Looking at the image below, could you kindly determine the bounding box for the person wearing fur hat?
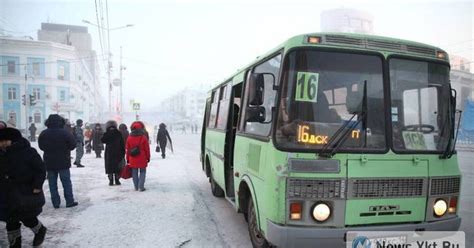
[38,114,78,209]
[101,120,125,186]
[0,128,47,248]
[126,121,150,191]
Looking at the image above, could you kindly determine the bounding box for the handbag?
[155,145,160,153]
[120,164,132,179]
[129,136,143,157]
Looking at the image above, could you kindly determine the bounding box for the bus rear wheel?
[210,172,225,197]
[248,199,271,248]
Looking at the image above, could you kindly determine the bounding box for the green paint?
[295,72,319,103]
[345,198,427,225]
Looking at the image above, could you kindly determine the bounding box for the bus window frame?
[272,46,390,154]
[387,54,453,155]
[238,52,283,140]
[208,89,220,129]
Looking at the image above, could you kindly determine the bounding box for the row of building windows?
[1,56,70,80]
[5,86,68,102]
[6,111,43,126]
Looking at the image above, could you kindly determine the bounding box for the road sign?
[133,103,140,111]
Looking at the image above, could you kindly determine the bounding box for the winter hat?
[131,121,145,130]
[0,128,22,142]
[106,120,118,129]
[76,119,83,125]
[0,121,7,129]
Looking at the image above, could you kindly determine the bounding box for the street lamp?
[82,19,133,114]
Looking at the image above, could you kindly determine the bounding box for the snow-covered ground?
[0,134,251,247]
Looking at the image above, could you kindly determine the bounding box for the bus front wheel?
[210,172,225,197]
[248,199,271,248]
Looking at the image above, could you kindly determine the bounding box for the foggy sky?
[1,0,472,111]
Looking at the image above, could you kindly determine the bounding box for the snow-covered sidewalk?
[1,134,250,247]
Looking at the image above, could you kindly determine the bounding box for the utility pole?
[24,66,28,134]
[120,46,123,120]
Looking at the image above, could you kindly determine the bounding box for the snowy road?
[0,134,251,248]
[2,134,473,247]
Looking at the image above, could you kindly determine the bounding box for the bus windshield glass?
[390,58,452,152]
[275,50,386,152]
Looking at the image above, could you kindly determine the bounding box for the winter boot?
[32,222,47,247]
[108,174,114,186]
[7,229,21,248]
[114,174,121,185]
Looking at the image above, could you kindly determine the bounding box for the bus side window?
[243,54,282,136]
[208,89,220,128]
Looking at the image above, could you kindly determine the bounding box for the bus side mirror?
[246,106,266,123]
[248,73,265,106]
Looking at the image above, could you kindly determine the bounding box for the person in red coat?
[126,121,150,191]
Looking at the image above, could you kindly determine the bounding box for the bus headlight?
[433,199,448,217]
[312,202,331,222]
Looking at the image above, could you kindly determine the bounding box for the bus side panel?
[234,136,288,233]
[206,129,227,190]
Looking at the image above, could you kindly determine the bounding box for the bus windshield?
[275,50,386,152]
[389,58,452,152]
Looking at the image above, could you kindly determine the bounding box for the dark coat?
[157,128,172,147]
[38,114,76,171]
[0,149,7,221]
[4,138,46,219]
[119,127,129,145]
[101,127,125,174]
[92,128,104,151]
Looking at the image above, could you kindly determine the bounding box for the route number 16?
[295,72,319,103]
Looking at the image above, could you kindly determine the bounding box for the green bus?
[200,33,461,247]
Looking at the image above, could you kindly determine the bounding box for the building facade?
[0,35,102,131]
[161,85,209,129]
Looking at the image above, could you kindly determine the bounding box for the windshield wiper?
[441,88,462,159]
[319,81,368,158]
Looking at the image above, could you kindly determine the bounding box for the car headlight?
[433,199,448,217]
[312,202,331,222]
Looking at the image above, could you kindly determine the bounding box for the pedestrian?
[38,114,78,209]
[157,123,172,159]
[84,125,92,154]
[73,119,85,168]
[101,121,125,186]
[1,128,47,247]
[0,121,8,223]
[29,123,37,142]
[126,121,150,192]
[92,123,104,158]
[118,123,129,144]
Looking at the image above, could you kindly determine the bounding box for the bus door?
[224,83,243,198]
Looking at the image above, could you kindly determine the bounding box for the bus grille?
[430,177,461,196]
[287,179,346,199]
[349,178,426,198]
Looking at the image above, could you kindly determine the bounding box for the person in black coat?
[101,121,125,186]
[157,123,172,159]
[1,128,47,248]
[38,114,78,209]
[119,123,129,145]
[0,121,8,224]
[92,123,104,158]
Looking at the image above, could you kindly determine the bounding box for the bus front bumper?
[266,217,461,248]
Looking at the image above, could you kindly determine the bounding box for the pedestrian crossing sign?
[133,103,140,111]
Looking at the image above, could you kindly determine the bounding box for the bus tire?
[210,172,225,197]
[248,198,271,248]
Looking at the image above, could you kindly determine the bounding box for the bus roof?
[209,32,448,94]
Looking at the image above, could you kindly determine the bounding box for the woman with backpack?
[126,121,150,192]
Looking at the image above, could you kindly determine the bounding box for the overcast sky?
[1,0,472,111]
